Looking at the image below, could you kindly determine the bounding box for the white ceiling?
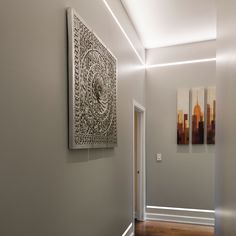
[121,0,216,49]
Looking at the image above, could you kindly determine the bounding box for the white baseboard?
[145,206,215,226]
[122,222,134,236]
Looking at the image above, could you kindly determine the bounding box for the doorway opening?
[133,100,146,224]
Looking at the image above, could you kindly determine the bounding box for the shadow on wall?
[177,145,215,154]
[66,148,115,163]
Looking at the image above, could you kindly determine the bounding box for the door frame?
[132,100,146,222]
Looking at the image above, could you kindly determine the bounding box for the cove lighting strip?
[122,223,133,236]
[103,0,215,68]
[147,205,215,213]
[146,58,216,69]
[103,0,145,65]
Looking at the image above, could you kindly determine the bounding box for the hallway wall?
[146,41,216,210]
[0,0,145,235]
[215,0,236,235]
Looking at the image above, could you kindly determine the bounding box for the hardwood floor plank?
[135,220,214,236]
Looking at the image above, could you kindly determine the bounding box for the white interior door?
[133,101,146,222]
[134,111,140,219]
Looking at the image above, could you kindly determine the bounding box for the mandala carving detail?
[67,8,117,149]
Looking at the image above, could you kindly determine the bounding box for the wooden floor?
[135,220,214,236]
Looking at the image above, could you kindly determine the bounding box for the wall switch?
[156,153,162,162]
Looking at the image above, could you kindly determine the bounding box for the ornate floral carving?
[68,8,117,149]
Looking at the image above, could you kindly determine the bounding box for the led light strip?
[103,0,145,65]
[122,223,133,236]
[146,58,216,69]
[147,205,215,213]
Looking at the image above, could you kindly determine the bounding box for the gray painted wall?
[146,42,215,210]
[0,0,145,235]
[215,0,236,235]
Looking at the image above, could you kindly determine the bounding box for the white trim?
[146,206,215,226]
[146,58,216,69]
[122,223,133,236]
[103,0,145,65]
[132,100,146,222]
[133,100,145,113]
[146,213,214,226]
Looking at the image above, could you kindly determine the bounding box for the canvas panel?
[191,87,205,144]
[207,87,216,144]
[177,88,190,145]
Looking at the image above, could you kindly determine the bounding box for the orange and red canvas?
[192,87,205,144]
[177,88,189,145]
[207,87,216,144]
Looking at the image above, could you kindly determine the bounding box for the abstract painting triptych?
[177,87,216,145]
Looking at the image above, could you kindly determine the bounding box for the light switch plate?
[156,153,162,162]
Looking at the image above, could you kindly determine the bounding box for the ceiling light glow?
[121,0,216,49]
[103,0,145,65]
